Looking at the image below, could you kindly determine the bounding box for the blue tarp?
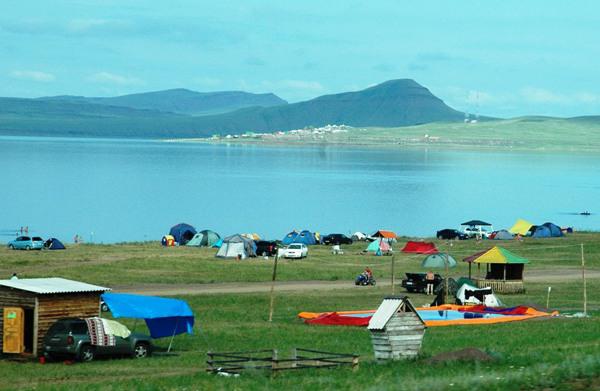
[101,293,194,338]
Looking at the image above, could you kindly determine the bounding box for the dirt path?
[113,267,600,296]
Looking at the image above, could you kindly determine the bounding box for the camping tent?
[216,234,257,259]
[541,222,563,237]
[241,233,261,241]
[186,230,221,247]
[44,238,66,250]
[169,223,197,245]
[456,283,502,307]
[351,232,367,241]
[492,230,514,240]
[371,230,397,242]
[531,225,551,238]
[282,230,318,245]
[509,219,533,236]
[366,239,391,255]
[101,293,194,339]
[401,241,438,254]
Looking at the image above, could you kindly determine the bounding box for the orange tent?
[372,230,397,239]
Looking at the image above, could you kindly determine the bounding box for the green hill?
[38,89,287,116]
[0,79,465,138]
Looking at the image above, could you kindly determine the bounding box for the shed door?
[3,307,25,353]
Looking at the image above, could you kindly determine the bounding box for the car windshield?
[32,237,43,241]
[289,244,301,249]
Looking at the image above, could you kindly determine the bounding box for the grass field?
[0,234,599,390]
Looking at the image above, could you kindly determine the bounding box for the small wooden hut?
[0,277,109,357]
[367,296,425,360]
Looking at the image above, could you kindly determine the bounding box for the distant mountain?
[188,79,465,133]
[38,89,287,116]
[0,79,465,138]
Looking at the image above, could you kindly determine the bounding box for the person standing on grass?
[426,270,435,295]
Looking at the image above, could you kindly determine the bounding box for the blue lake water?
[1,136,599,243]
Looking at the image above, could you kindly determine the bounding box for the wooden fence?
[475,279,525,294]
[207,348,359,375]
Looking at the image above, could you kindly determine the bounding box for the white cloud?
[87,72,144,86]
[10,70,55,82]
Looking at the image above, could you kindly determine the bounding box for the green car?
[43,318,153,362]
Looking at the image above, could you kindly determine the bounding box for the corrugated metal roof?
[0,278,110,294]
[368,298,403,330]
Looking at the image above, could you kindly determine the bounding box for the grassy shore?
[187,117,600,153]
[1,233,598,286]
[0,234,598,390]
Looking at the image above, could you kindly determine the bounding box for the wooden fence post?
[581,243,587,316]
[391,255,395,295]
[268,254,279,322]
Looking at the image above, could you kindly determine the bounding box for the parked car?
[401,272,443,293]
[255,240,279,256]
[281,243,308,259]
[43,318,153,362]
[463,227,492,238]
[436,229,468,240]
[7,236,44,250]
[322,234,353,245]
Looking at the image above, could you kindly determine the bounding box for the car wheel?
[25,245,31,250]
[78,345,95,362]
[8,244,14,250]
[132,342,150,358]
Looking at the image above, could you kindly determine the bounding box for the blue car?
[7,236,45,250]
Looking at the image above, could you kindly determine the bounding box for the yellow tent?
[509,219,533,235]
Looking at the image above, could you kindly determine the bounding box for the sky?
[2,0,600,118]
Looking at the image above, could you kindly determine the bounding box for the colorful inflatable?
[298,305,558,327]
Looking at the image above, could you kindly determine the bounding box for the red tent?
[401,241,438,254]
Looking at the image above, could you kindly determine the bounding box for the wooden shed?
[0,277,109,357]
[367,296,425,360]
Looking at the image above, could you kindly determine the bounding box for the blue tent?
[169,223,197,245]
[542,222,564,237]
[282,230,317,245]
[44,238,66,250]
[531,226,551,238]
[101,293,194,338]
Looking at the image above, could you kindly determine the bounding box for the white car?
[281,243,308,259]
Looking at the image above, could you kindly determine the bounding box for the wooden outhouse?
[0,277,109,357]
[367,296,425,360]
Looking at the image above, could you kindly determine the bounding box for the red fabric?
[304,312,372,326]
[457,305,530,315]
[401,241,438,254]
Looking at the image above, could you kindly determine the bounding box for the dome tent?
[186,230,221,247]
[216,234,257,259]
[169,223,197,245]
[492,230,514,240]
[282,230,318,245]
[44,238,66,250]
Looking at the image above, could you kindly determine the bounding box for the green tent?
[186,230,221,247]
